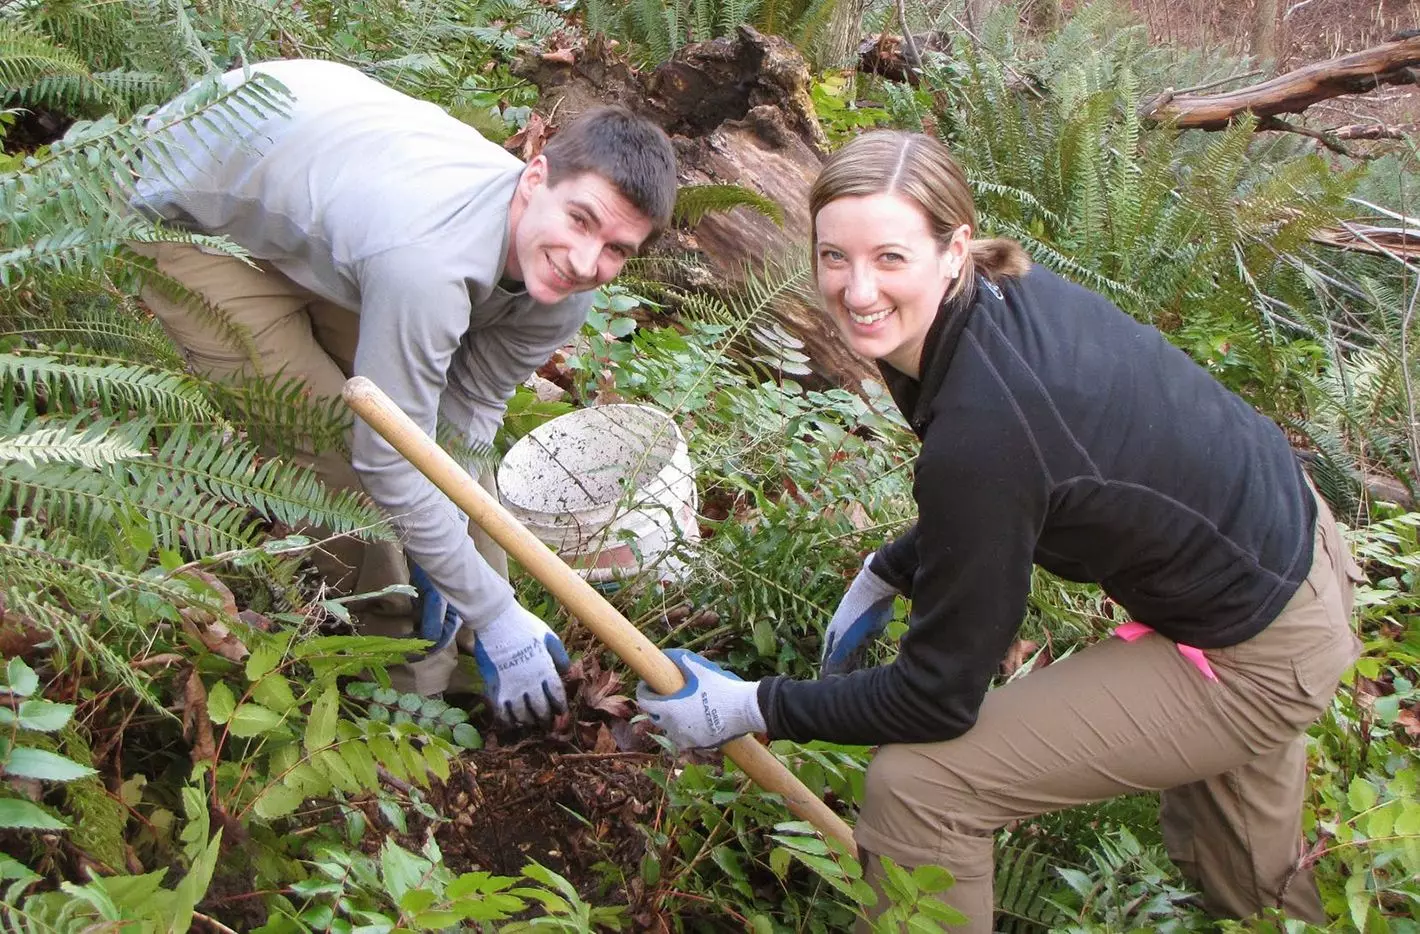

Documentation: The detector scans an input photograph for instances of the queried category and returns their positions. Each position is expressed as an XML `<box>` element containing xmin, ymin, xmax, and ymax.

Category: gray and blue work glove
<box><xmin>410</xmin><ymin>564</ymin><xmax>570</xmax><ymax>726</ymax></box>
<box><xmin>820</xmin><ymin>553</ymin><xmax>898</xmax><ymax>676</ymax></box>
<box><xmin>472</xmin><ymin>601</ymin><xmax>571</xmax><ymax>726</ymax></box>
<box><xmin>635</xmin><ymin>649</ymin><xmax>766</xmax><ymax>750</ymax></box>
<box><xmin>410</xmin><ymin>562</ymin><xmax>460</xmax><ymax>653</ymax></box>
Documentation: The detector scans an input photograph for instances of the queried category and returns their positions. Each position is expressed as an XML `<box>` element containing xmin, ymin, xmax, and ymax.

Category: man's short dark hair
<box><xmin>541</xmin><ymin>106</ymin><xmax>678</xmax><ymax>235</ymax></box>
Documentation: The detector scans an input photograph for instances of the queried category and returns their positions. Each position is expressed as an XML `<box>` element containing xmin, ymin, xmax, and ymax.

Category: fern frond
<box><xmin>994</xmin><ymin>841</ymin><xmax>1068</xmax><ymax>931</ymax></box>
<box><xmin>0</xmin><ymin>457</ymin><xmax>263</xmax><ymax>554</ymax></box>
<box><xmin>0</xmin><ymin>351</ymin><xmax>218</xmax><ymax>421</ymax></box>
<box><xmin>0</xmin><ymin>413</ymin><xmax>147</xmax><ymax>469</ymax></box>
<box><xmin>154</xmin><ymin>425</ymin><xmax>391</xmax><ymax>538</ymax></box>
<box><xmin>203</xmin><ymin>371</ymin><xmax>354</xmax><ymax>460</ymax></box>
<box><xmin>0</xmin><ymin>21</ymin><xmax>114</xmax><ymax>109</ymax></box>
<box><xmin>0</xmin><ymin>299</ymin><xmax>186</xmax><ymax>368</ymax></box>
<box><xmin>0</xmin><ymin>583</ymin><xmax>170</xmax><ymax>719</ymax></box>
<box><xmin>674</xmin><ymin>184</ymin><xmax>785</xmax><ymax>228</ymax></box>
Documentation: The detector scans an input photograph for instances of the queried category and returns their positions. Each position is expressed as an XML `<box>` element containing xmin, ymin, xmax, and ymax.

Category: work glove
<box><xmin>821</xmin><ymin>553</ymin><xmax>898</xmax><ymax>676</ymax></box>
<box><xmin>410</xmin><ymin>563</ymin><xmax>460</xmax><ymax>654</ymax></box>
<box><xmin>635</xmin><ymin>649</ymin><xmax>766</xmax><ymax>750</ymax></box>
<box><xmin>470</xmin><ymin>600</ymin><xmax>571</xmax><ymax>726</ymax></box>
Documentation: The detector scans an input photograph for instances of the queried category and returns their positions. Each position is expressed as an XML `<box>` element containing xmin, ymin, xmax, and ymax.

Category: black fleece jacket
<box><xmin>758</xmin><ymin>265</ymin><xmax>1315</xmax><ymax>746</ymax></box>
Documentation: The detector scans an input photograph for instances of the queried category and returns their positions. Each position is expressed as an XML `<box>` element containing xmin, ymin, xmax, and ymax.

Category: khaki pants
<box><xmin>856</xmin><ymin>487</ymin><xmax>1362</xmax><ymax>931</ymax></box>
<box><xmin>134</xmin><ymin>242</ymin><xmax>507</xmax><ymax>695</ymax></box>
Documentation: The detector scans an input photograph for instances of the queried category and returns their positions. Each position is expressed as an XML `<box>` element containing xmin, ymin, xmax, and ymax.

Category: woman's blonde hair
<box><xmin>809</xmin><ymin>131</ymin><xmax>1030</xmax><ymax>301</ymax></box>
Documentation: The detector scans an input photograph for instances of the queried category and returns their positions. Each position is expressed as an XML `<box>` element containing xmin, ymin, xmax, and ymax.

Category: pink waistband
<box><xmin>1112</xmin><ymin>621</ymin><xmax>1219</xmax><ymax>682</ymax></box>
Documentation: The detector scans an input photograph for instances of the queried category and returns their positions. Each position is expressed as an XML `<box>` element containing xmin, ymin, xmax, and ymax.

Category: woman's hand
<box><xmin>821</xmin><ymin>554</ymin><xmax>899</xmax><ymax>676</ymax></box>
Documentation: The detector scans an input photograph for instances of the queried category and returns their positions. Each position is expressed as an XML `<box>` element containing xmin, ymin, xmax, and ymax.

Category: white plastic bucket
<box><xmin>497</xmin><ymin>404</ymin><xmax>699</xmax><ymax>583</ymax></box>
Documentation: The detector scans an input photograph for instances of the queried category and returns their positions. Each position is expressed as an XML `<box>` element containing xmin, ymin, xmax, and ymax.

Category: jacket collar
<box><xmin>877</xmin><ymin>277</ymin><xmax>991</xmax><ymax>438</ymax></box>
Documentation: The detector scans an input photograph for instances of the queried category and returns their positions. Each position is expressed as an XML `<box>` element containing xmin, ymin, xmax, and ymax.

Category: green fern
<box><xmin>993</xmin><ymin>841</ymin><xmax>1067</xmax><ymax>932</ymax></box>
<box><xmin>674</xmin><ymin>183</ymin><xmax>786</xmax><ymax>228</ymax></box>
<box><xmin>0</xmin><ymin>413</ymin><xmax>147</xmax><ymax>469</ymax></box>
<box><xmin>0</xmin><ymin>350</ymin><xmax>219</xmax><ymax>422</ymax></box>
<box><xmin>0</xmin><ymin>20</ymin><xmax>114</xmax><ymax>110</ymax></box>
<box><xmin>153</xmin><ymin>425</ymin><xmax>389</xmax><ymax>537</ymax></box>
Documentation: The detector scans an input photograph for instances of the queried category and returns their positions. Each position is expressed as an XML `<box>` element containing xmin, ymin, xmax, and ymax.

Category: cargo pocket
<box><xmin>1288</xmin><ymin>640</ymin><xmax>1352</xmax><ymax>728</ymax></box>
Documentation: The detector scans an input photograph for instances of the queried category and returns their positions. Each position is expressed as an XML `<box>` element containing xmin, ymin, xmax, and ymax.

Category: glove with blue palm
<box><xmin>409</xmin><ymin>563</ymin><xmax>460</xmax><ymax>654</ymax></box>
<box><xmin>821</xmin><ymin>554</ymin><xmax>898</xmax><ymax>676</ymax></box>
<box><xmin>635</xmin><ymin>649</ymin><xmax>766</xmax><ymax>750</ymax></box>
<box><xmin>471</xmin><ymin>601</ymin><xmax>571</xmax><ymax>726</ymax></box>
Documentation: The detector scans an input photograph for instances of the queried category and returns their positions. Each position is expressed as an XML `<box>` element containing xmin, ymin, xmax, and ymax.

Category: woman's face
<box><xmin>814</xmin><ymin>192</ymin><xmax>968</xmax><ymax>378</ymax></box>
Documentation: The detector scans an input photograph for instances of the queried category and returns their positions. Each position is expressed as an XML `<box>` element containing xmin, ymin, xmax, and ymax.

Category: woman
<box><xmin>635</xmin><ymin>131</ymin><xmax>1361</xmax><ymax>930</ymax></box>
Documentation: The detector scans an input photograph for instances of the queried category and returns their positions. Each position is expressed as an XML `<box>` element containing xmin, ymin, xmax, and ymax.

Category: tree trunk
<box><xmin>818</xmin><ymin>0</ymin><xmax>873</xmax><ymax>69</ymax></box>
<box><xmin>1250</xmin><ymin>0</ymin><xmax>1280</xmax><ymax>71</ymax></box>
<box><xmin>514</xmin><ymin>27</ymin><xmax>878</xmax><ymax>391</ymax></box>
<box><xmin>963</xmin><ymin>0</ymin><xmax>997</xmax><ymax>32</ymax></box>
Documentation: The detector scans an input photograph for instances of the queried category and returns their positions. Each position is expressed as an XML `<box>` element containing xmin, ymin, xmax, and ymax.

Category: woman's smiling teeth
<box><xmin>849</xmin><ymin>307</ymin><xmax>894</xmax><ymax>325</ymax></box>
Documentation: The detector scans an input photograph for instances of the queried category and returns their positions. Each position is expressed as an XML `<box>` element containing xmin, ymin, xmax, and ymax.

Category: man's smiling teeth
<box><xmin>849</xmin><ymin>307</ymin><xmax>894</xmax><ymax>325</ymax></box>
<box><xmin>549</xmin><ymin>257</ymin><xmax>574</xmax><ymax>287</ymax></box>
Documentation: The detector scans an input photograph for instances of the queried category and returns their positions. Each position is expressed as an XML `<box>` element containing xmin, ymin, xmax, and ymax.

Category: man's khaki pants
<box><xmin>134</xmin><ymin>242</ymin><xmax>506</xmax><ymax>695</ymax></box>
<box><xmin>855</xmin><ymin>487</ymin><xmax>1362</xmax><ymax>931</ymax></box>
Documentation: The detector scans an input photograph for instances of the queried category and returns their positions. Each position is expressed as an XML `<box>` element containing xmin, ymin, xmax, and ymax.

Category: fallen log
<box><xmin>1333</xmin><ymin>122</ymin><xmax>1418</xmax><ymax>141</ymax></box>
<box><xmin>515</xmin><ymin>27</ymin><xmax>880</xmax><ymax>390</ymax></box>
<box><xmin>1311</xmin><ymin>223</ymin><xmax>1420</xmax><ymax>263</ymax></box>
<box><xmin>1140</xmin><ymin>34</ymin><xmax>1420</xmax><ymax>130</ymax></box>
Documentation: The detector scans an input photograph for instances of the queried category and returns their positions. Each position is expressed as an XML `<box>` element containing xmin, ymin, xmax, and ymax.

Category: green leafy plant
<box><xmin>0</xmin><ymin>656</ymin><xmax>94</xmax><ymax>833</ymax></box>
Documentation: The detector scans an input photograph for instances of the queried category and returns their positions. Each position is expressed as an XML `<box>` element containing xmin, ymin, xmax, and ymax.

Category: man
<box><xmin>131</xmin><ymin>58</ymin><xmax>678</xmax><ymax>724</ymax></box>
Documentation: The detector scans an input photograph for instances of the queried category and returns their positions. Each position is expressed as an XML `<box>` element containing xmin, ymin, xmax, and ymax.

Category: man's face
<box><xmin>505</xmin><ymin>157</ymin><xmax>655</xmax><ymax>305</ymax></box>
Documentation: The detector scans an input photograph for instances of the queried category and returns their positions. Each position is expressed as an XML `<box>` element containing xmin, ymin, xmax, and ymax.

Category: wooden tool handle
<box><xmin>343</xmin><ymin>376</ymin><xmax>855</xmax><ymax>849</ymax></box>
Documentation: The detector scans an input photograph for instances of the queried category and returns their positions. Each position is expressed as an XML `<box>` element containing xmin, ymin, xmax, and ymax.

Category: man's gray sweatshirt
<box><xmin>132</xmin><ymin>59</ymin><xmax>590</xmax><ymax>627</ymax></box>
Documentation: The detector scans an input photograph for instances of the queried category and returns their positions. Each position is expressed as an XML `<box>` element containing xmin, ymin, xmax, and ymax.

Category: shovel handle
<box><xmin>343</xmin><ymin>376</ymin><xmax>855</xmax><ymax>849</ymax></box>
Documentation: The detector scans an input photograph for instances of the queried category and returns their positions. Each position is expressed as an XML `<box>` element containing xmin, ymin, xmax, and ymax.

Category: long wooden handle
<box><xmin>343</xmin><ymin>376</ymin><xmax>855</xmax><ymax>849</ymax></box>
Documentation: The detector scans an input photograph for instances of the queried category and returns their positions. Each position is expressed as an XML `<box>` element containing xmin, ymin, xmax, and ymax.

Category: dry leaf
<box><xmin>844</xmin><ymin>500</ymin><xmax>872</xmax><ymax>531</ymax></box>
<box><xmin>504</xmin><ymin>110</ymin><xmax>549</xmax><ymax>162</ymax></box>
<box><xmin>593</xmin><ymin>723</ymin><xmax>618</xmax><ymax>754</ymax></box>
<box><xmin>999</xmin><ymin>639</ymin><xmax>1040</xmax><ymax>678</ymax></box>
<box><xmin>540</xmin><ymin>48</ymin><xmax>576</xmax><ymax>65</ymax></box>
<box><xmin>182</xmin><ymin>667</ymin><xmax>218</xmax><ymax>767</ymax></box>
<box><xmin>1397</xmin><ymin>703</ymin><xmax>1420</xmax><ymax>738</ymax></box>
<box><xmin>182</xmin><ymin>615</ymin><xmax>250</xmax><ymax>662</ymax></box>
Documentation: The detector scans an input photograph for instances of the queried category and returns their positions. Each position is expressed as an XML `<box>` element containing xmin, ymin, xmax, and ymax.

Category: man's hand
<box><xmin>410</xmin><ymin>563</ymin><xmax>459</xmax><ymax>653</ymax></box>
<box><xmin>821</xmin><ymin>554</ymin><xmax>898</xmax><ymax>676</ymax></box>
<box><xmin>635</xmin><ymin>649</ymin><xmax>765</xmax><ymax>750</ymax></box>
<box><xmin>471</xmin><ymin>602</ymin><xmax>571</xmax><ymax>726</ymax></box>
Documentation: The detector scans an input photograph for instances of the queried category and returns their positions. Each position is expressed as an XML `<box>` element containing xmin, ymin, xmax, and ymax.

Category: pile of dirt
<box><xmin>427</xmin><ymin>744</ymin><xmax>660</xmax><ymax>885</ymax></box>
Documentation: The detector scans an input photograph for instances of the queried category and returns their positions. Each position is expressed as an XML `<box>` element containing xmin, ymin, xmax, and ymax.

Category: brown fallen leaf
<box><xmin>181</xmin><ymin>614</ymin><xmax>250</xmax><ymax>663</ymax></box>
<box><xmin>1396</xmin><ymin>703</ymin><xmax>1420</xmax><ymax>739</ymax></box>
<box><xmin>182</xmin><ymin>667</ymin><xmax>218</xmax><ymax>767</ymax></box>
<box><xmin>504</xmin><ymin>110</ymin><xmax>549</xmax><ymax>162</ymax></box>
<box><xmin>238</xmin><ymin>609</ymin><xmax>273</xmax><ymax>632</ymax></box>
<box><xmin>593</xmin><ymin>723</ymin><xmax>618</xmax><ymax>754</ymax></box>
<box><xmin>540</xmin><ymin>48</ymin><xmax>576</xmax><ymax>65</ymax></box>
<box><xmin>999</xmin><ymin>639</ymin><xmax>1040</xmax><ymax>678</ymax></box>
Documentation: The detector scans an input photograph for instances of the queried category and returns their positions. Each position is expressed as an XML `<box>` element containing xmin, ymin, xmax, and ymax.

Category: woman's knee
<box><xmin>860</xmin><ymin>744</ymin><xmax>994</xmax><ymax>857</ymax></box>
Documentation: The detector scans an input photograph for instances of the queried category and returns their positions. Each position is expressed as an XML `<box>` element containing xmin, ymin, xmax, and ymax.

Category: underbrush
<box><xmin>2</xmin><ymin>0</ymin><xmax>1417</xmax><ymax>931</ymax></box>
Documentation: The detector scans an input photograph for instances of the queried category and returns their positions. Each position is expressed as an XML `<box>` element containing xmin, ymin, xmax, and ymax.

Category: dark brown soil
<box><xmin>427</xmin><ymin>744</ymin><xmax>659</xmax><ymax>884</ymax></box>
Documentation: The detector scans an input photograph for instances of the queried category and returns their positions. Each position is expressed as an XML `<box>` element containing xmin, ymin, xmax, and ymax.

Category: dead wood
<box><xmin>1311</xmin><ymin>223</ymin><xmax>1420</xmax><ymax>263</ymax></box>
<box><xmin>1140</xmin><ymin>34</ymin><xmax>1420</xmax><ymax>130</ymax></box>
<box><xmin>516</xmin><ymin>27</ymin><xmax>880</xmax><ymax>390</ymax></box>
<box><xmin>858</xmin><ymin>31</ymin><xmax>947</xmax><ymax>83</ymax></box>
<box><xmin>1332</xmin><ymin>122</ymin><xmax>1418</xmax><ymax>140</ymax></box>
